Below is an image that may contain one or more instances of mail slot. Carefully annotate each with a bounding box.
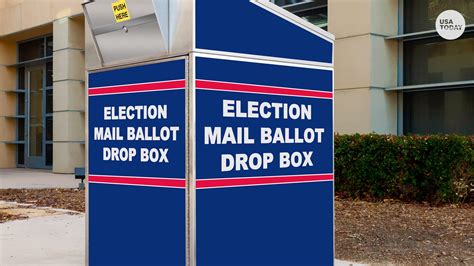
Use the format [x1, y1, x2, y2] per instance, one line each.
[83, 0, 191, 67]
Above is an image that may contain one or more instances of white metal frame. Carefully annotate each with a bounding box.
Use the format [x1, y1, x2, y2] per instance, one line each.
[186, 54, 196, 266]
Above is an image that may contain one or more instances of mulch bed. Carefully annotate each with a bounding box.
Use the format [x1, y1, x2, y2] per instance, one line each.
[0, 212, 27, 223]
[0, 189, 472, 264]
[0, 189, 85, 213]
[335, 197, 474, 265]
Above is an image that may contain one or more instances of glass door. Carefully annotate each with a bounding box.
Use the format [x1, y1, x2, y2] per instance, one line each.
[25, 65, 46, 168]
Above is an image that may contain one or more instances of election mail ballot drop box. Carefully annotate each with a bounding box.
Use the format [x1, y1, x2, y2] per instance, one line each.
[84, 0, 334, 265]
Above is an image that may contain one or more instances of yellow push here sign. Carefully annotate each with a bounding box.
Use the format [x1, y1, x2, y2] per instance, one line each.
[112, 0, 131, 23]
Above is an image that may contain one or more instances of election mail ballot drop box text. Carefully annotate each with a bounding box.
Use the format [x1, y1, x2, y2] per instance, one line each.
[84, 0, 334, 265]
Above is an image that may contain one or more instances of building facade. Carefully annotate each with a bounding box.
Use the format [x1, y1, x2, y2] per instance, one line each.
[326, 0, 473, 135]
[0, 0, 473, 173]
[0, 0, 85, 172]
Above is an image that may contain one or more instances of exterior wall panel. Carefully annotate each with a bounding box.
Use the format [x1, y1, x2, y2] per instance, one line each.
[330, 0, 398, 134]
[0, 0, 83, 37]
[335, 88, 371, 134]
[52, 16, 85, 173]
[0, 40, 17, 167]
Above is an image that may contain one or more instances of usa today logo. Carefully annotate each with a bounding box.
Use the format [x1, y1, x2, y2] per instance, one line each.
[436, 10, 466, 40]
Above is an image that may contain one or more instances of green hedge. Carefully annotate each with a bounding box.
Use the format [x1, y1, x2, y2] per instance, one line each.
[335, 134, 474, 204]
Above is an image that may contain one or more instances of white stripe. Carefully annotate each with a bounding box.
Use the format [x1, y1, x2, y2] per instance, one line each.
[194, 50, 334, 70]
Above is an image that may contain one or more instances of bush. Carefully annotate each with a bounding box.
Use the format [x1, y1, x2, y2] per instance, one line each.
[335, 134, 474, 204]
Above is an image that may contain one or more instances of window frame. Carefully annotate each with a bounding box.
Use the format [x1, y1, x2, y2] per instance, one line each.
[394, 0, 474, 135]
[402, 0, 474, 34]
[15, 35, 54, 168]
[402, 87, 474, 135]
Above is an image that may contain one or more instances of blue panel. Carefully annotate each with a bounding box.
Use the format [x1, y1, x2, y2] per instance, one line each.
[197, 182, 334, 265]
[195, 57, 334, 264]
[196, 89, 333, 179]
[196, 57, 332, 92]
[89, 59, 185, 88]
[89, 184, 185, 266]
[88, 59, 186, 265]
[196, 0, 333, 64]
[89, 89, 185, 178]
[196, 57, 333, 179]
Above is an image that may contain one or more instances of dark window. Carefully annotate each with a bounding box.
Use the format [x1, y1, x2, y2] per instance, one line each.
[18, 93, 25, 116]
[18, 38, 45, 62]
[18, 144, 25, 165]
[404, 0, 474, 33]
[404, 33, 474, 85]
[18, 119, 25, 141]
[403, 88, 474, 135]
[46, 36, 53, 57]
[293, 6, 327, 29]
[46, 117, 53, 141]
[274, 0, 308, 5]
[46, 144, 53, 166]
[18, 67, 25, 89]
[46, 62, 53, 87]
[46, 89, 53, 114]
[402, 0, 474, 136]
[274, 0, 328, 30]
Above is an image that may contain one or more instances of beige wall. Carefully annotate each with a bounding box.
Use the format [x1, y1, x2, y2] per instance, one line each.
[53, 16, 85, 173]
[0, 38, 18, 167]
[329, 0, 399, 134]
[0, 0, 83, 37]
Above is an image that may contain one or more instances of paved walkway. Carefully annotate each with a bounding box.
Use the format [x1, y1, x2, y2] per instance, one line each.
[0, 168, 78, 189]
[336, 260, 367, 266]
[0, 214, 85, 265]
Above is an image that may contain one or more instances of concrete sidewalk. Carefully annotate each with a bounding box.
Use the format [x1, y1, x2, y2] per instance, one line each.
[0, 168, 78, 189]
[0, 214, 85, 266]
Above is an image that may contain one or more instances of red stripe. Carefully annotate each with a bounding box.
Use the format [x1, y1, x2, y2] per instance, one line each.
[196, 174, 333, 189]
[89, 175, 185, 188]
[196, 80, 332, 99]
[88, 174, 333, 189]
[89, 80, 186, 95]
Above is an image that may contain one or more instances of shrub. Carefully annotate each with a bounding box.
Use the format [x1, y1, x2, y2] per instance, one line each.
[335, 134, 474, 204]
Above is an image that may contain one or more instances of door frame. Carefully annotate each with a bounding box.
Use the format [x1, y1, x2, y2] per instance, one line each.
[25, 64, 48, 169]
